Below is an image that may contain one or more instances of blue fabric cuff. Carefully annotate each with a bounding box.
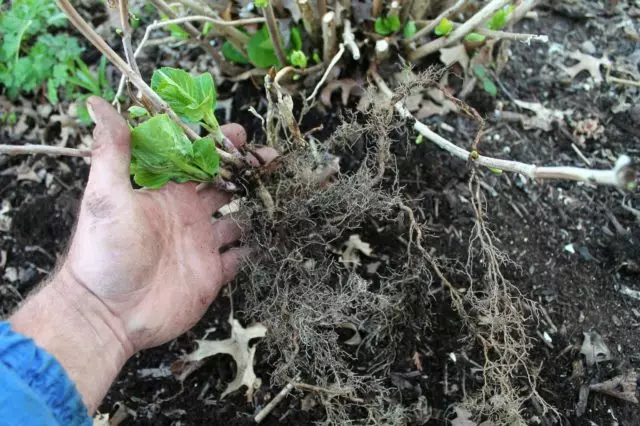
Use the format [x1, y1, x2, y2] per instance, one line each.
[0, 321, 92, 426]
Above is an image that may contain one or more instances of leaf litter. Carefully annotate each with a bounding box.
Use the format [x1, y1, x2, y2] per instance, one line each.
[178, 311, 266, 401]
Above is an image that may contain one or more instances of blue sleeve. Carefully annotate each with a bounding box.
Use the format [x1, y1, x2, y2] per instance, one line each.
[0, 322, 92, 426]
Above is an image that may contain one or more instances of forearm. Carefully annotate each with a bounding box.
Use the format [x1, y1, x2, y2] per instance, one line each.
[10, 268, 133, 413]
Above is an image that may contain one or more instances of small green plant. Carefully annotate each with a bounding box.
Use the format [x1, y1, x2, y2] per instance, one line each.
[473, 64, 497, 97]
[289, 50, 308, 68]
[225, 25, 306, 69]
[434, 18, 454, 36]
[0, 0, 85, 102]
[70, 56, 115, 123]
[403, 20, 417, 38]
[374, 15, 401, 36]
[464, 32, 486, 43]
[254, 0, 269, 8]
[0, 0, 114, 115]
[161, 13, 189, 39]
[487, 4, 515, 31]
[128, 67, 222, 188]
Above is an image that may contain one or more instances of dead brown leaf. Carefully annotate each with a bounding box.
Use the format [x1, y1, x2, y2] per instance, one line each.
[320, 79, 364, 107]
[560, 50, 612, 84]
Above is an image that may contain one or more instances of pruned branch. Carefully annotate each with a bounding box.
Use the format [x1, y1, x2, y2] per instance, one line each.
[263, 3, 288, 67]
[0, 144, 91, 157]
[118, 0, 141, 76]
[321, 12, 337, 62]
[415, 19, 548, 43]
[409, 0, 511, 61]
[406, 0, 465, 43]
[371, 71, 636, 190]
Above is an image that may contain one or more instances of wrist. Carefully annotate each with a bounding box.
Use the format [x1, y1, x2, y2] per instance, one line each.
[10, 267, 134, 412]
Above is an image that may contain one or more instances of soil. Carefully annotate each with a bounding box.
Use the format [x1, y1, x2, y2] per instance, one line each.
[2, 2, 640, 425]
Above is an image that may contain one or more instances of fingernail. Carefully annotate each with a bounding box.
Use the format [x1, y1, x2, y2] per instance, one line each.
[86, 98, 99, 125]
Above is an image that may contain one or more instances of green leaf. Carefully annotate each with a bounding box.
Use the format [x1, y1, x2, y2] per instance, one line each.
[222, 41, 250, 64]
[192, 137, 220, 175]
[374, 17, 392, 36]
[247, 26, 280, 68]
[403, 20, 417, 38]
[290, 26, 302, 51]
[128, 105, 150, 118]
[160, 13, 189, 39]
[375, 15, 401, 36]
[482, 78, 497, 97]
[151, 67, 217, 124]
[487, 5, 514, 30]
[387, 16, 401, 32]
[488, 167, 503, 175]
[133, 169, 172, 189]
[130, 114, 217, 188]
[473, 64, 487, 78]
[202, 21, 214, 36]
[289, 50, 308, 68]
[415, 134, 424, 145]
[254, 0, 269, 8]
[434, 18, 454, 36]
[464, 32, 486, 43]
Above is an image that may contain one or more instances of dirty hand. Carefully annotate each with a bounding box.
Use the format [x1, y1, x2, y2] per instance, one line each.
[10, 97, 277, 412]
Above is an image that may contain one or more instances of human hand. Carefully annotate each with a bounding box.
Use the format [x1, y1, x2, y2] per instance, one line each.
[10, 97, 276, 412]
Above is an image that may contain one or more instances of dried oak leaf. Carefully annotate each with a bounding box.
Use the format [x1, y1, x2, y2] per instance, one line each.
[560, 50, 612, 84]
[320, 79, 364, 107]
[440, 44, 470, 71]
[183, 317, 267, 401]
[512, 100, 572, 132]
[580, 331, 612, 367]
[589, 370, 639, 404]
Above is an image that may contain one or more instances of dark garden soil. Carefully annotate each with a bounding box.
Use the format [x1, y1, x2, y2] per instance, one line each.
[2, 2, 640, 425]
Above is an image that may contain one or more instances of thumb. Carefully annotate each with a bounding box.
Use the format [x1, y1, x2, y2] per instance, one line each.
[87, 96, 132, 189]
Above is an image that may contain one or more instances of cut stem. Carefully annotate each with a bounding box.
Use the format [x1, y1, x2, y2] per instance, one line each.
[0, 144, 91, 157]
[342, 20, 360, 60]
[371, 70, 635, 189]
[321, 12, 337, 62]
[297, 0, 319, 37]
[263, 3, 288, 67]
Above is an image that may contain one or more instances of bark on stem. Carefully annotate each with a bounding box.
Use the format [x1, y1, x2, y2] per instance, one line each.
[263, 3, 288, 67]
[118, 0, 141, 76]
[0, 145, 91, 157]
[409, 0, 431, 20]
[371, 71, 635, 189]
[147, 0, 234, 63]
[342, 20, 360, 60]
[371, 0, 383, 18]
[171, 0, 250, 45]
[415, 19, 548, 43]
[318, 0, 327, 18]
[406, 0, 465, 43]
[321, 12, 337, 62]
[388, 1, 401, 17]
[409, 0, 511, 61]
[297, 0, 318, 36]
